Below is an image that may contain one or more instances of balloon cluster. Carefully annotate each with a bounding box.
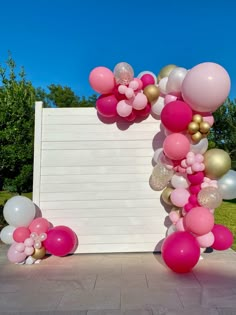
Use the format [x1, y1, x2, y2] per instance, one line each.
[89, 62, 163, 122]
[149, 62, 235, 273]
[0, 196, 77, 264]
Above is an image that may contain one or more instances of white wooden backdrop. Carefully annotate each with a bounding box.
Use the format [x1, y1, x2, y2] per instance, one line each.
[33, 101, 167, 253]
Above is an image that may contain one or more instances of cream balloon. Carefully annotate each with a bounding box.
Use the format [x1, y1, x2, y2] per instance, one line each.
[218, 170, 236, 200]
[151, 96, 165, 116]
[171, 174, 189, 189]
[190, 138, 208, 154]
[158, 77, 168, 95]
[166, 67, 188, 96]
[0, 225, 16, 244]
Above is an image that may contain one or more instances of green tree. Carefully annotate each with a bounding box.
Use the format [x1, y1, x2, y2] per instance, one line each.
[0, 56, 35, 193]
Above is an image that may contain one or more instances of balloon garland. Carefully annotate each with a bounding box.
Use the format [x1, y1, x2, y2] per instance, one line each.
[0, 196, 77, 264]
[90, 61, 235, 273]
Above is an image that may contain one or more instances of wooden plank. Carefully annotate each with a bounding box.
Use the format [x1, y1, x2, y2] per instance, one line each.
[74, 243, 163, 253]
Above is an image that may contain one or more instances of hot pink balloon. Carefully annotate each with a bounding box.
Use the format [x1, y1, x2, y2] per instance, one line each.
[196, 232, 215, 248]
[124, 111, 136, 122]
[182, 62, 231, 113]
[13, 227, 31, 243]
[140, 74, 155, 88]
[7, 243, 27, 263]
[184, 206, 214, 236]
[170, 188, 190, 207]
[134, 103, 151, 118]
[116, 100, 133, 117]
[96, 94, 118, 118]
[162, 231, 200, 273]
[163, 133, 190, 160]
[211, 224, 234, 250]
[29, 217, 50, 234]
[161, 101, 193, 132]
[187, 172, 204, 185]
[189, 184, 201, 195]
[89, 67, 115, 94]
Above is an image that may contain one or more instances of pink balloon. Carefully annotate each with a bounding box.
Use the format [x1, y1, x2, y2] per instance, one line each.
[43, 226, 77, 256]
[161, 101, 193, 132]
[162, 231, 200, 273]
[96, 94, 118, 118]
[116, 100, 133, 117]
[140, 74, 155, 88]
[132, 93, 148, 110]
[196, 232, 215, 248]
[89, 67, 115, 94]
[7, 243, 27, 263]
[187, 172, 204, 185]
[163, 133, 190, 160]
[184, 206, 214, 236]
[133, 103, 151, 118]
[189, 184, 201, 195]
[188, 194, 199, 206]
[211, 224, 234, 250]
[164, 94, 177, 105]
[175, 218, 185, 231]
[124, 111, 136, 122]
[182, 62, 231, 113]
[29, 218, 50, 234]
[170, 188, 190, 207]
[169, 211, 180, 224]
[13, 227, 31, 243]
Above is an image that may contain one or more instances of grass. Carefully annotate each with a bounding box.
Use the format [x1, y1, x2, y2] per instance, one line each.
[0, 191, 236, 250]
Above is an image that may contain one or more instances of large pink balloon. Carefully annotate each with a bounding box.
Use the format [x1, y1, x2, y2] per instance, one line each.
[184, 206, 214, 236]
[211, 224, 233, 250]
[43, 226, 77, 256]
[96, 94, 118, 118]
[163, 133, 190, 160]
[161, 101, 193, 132]
[13, 227, 31, 243]
[162, 231, 200, 273]
[29, 217, 50, 234]
[182, 62, 231, 113]
[89, 67, 115, 94]
[7, 243, 27, 263]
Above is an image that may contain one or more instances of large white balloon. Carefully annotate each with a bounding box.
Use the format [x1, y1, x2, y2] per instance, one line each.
[171, 173, 189, 189]
[218, 170, 236, 200]
[158, 77, 168, 95]
[151, 96, 165, 116]
[190, 138, 208, 154]
[3, 196, 36, 227]
[0, 225, 16, 244]
[166, 67, 188, 96]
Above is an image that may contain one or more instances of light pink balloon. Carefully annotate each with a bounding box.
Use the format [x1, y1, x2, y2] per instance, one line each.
[89, 67, 115, 94]
[24, 246, 34, 256]
[182, 62, 231, 113]
[7, 243, 27, 263]
[132, 93, 148, 110]
[164, 94, 177, 105]
[170, 188, 190, 207]
[196, 232, 215, 248]
[15, 242, 25, 252]
[175, 218, 185, 231]
[169, 211, 180, 224]
[133, 78, 143, 90]
[116, 100, 133, 117]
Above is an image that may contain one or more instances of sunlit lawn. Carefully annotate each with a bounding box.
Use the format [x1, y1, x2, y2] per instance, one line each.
[0, 191, 235, 250]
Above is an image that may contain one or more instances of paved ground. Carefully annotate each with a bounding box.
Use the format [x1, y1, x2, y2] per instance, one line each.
[0, 244, 236, 315]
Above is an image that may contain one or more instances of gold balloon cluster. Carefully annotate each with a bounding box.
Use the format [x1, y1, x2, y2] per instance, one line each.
[143, 85, 160, 103]
[188, 114, 211, 142]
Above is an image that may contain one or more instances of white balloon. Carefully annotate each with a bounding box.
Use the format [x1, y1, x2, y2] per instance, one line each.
[166, 67, 188, 96]
[171, 173, 189, 189]
[0, 225, 16, 244]
[218, 170, 236, 200]
[166, 224, 177, 236]
[153, 148, 163, 163]
[3, 196, 36, 227]
[158, 77, 168, 95]
[151, 96, 165, 116]
[190, 138, 208, 154]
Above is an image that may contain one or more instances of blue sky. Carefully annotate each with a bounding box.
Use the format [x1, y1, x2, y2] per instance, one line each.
[1, 0, 236, 99]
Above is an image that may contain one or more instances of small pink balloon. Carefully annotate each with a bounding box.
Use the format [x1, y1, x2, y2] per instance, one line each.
[129, 80, 139, 90]
[24, 246, 34, 256]
[169, 211, 180, 224]
[116, 100, 133, 117]
[15, 243, 25, 252]
[184, 206, 214, 236]
[175, 218, 185, 231]
[24, 237, 34, 247]
[211, 224, 234, 250]
[7, 243, 27, 263]
[196, 232, 215, 248]
[187, 172, 204, 185]
[164, 94, 177, 105]
[132, 93, 148, 110]
[171, 188, 190, 207]
[89, 67, 115, 94]
[140, 74, 155, 88]
[13, 227, 31, 243]
[188, 194, 199, 206]
[29, 217, 50, 234]
[163, 133, 190, 160]
[189, 185, 201, 195]
[133, 78, 143, 90]
[184, 203, 194, 212]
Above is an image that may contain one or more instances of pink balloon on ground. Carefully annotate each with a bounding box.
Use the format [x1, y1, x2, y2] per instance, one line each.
[184, 206, 214, 236]
[163, 133, 190, 160]
[182, 62, 230, 113]
[89, 67, 115, 94]
[196, 232, 215, 248]
[29, 218, 50, 234]
[13, 227, 31, 243]
[162, 231, 200, 273]
[170, 188, 190, 207]
[140, 74, 155, 88]
[96, 94, 118, 118]
[7, 243, 27, 263]
[161, 101, 193, 132]
[164, 94, 177, 105]
[211, 224, 234, 250]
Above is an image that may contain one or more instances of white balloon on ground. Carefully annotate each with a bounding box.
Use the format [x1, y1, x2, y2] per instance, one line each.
[218, 170, 236, 200]
[158, 77, 168, 95]
[166, 67, 188, 96]
[151, 96, 165, 116]
[190, 138, 208, 154]
[0, 225, 16, 244]
[171, 173, 189, 189]
[3, 196, 36, 227]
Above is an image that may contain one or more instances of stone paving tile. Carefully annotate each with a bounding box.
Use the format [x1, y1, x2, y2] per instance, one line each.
[95, 274, 147, 289]
[147, 305, 219, 315]
[57, 288, 120, 311]
[217, 308, 236, 315]
[0, 312, 87, 315]
[121, 287, 183, 310]
[177, 287, 236, 308]
[0, 264, 33, 280]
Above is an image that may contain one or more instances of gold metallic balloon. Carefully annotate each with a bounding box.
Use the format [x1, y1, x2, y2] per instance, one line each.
[204, 149, 231, 179]
[192, 114, 203, 124]
[188, 122, 199, 134]
[157, 64, 177, 80]
[161, 187, 174, 205]
[143, 85, 160, 103]
[199, 121, 210, 134]
[31, 247, 46, 260]
[191, 131, 202, 142]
